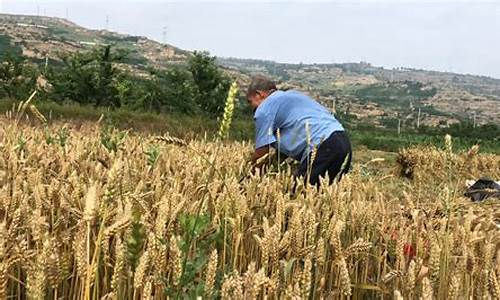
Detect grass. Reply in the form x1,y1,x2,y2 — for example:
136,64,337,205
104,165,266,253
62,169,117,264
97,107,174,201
349,129,500,154
0,98,254,140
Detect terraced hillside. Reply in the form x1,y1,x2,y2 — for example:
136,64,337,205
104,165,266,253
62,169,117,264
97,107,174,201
218,58,500,127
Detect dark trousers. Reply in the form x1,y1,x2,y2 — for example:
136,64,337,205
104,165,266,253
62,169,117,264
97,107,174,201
294,131,352,186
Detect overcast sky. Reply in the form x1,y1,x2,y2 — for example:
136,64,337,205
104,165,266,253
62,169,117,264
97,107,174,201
2,0,500,78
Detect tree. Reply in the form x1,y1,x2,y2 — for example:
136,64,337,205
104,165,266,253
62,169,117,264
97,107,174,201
155,67,199,114
0,53,38,100
42,47,234,116
46,46,125,108
188,51,231,115
134,67,199,114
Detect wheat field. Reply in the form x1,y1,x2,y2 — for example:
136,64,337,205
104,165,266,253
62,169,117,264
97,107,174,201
0,115,499,300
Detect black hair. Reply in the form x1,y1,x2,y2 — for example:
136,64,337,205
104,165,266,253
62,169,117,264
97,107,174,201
247,75,277,97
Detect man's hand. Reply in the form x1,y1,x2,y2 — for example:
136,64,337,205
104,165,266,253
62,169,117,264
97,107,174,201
239,146,271,182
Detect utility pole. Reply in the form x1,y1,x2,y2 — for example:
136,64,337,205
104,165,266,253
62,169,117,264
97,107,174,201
162,26,167,44
398,119,401,135
105,15,109,30
473,112,476,128
417,107,421,129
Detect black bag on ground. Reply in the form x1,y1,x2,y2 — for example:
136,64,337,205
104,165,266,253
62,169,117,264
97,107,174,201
464,178,500,202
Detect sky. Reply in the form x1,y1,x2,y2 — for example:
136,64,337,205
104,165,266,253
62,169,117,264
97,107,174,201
1,0,500,79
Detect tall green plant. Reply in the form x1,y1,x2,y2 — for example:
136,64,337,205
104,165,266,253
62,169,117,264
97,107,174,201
218,82,238,139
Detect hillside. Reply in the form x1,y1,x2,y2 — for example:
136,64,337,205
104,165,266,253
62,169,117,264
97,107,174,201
1,13,499,128
0,13,189,74
218,58,500,127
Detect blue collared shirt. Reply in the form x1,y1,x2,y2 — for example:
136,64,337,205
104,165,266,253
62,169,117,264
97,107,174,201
254,90,344,161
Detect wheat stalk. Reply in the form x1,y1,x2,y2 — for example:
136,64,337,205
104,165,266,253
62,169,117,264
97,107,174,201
218,81,239,140
154,135,188,146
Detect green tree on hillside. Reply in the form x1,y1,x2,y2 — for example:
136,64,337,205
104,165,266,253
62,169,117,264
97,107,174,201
44,48,232,115
154,67,199,114
46,46,125,108
188,51,231,115
1,45,235,116
0,54,38,99
135,67,199,114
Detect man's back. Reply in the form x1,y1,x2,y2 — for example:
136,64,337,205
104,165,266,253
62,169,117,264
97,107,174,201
254,90,344,161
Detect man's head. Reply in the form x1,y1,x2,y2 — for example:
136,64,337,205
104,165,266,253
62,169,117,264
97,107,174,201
247,75,277,110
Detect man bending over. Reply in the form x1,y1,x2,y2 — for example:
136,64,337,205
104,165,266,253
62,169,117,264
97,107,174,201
247,75,352,186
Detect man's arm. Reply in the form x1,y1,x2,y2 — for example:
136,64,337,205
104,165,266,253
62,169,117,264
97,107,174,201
251,146,271,169
252,107,276,170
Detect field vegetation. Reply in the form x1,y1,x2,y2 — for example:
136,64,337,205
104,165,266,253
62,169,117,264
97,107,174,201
0,102,499,299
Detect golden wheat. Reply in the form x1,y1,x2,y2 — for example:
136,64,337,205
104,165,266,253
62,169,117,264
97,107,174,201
0,117,498,299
